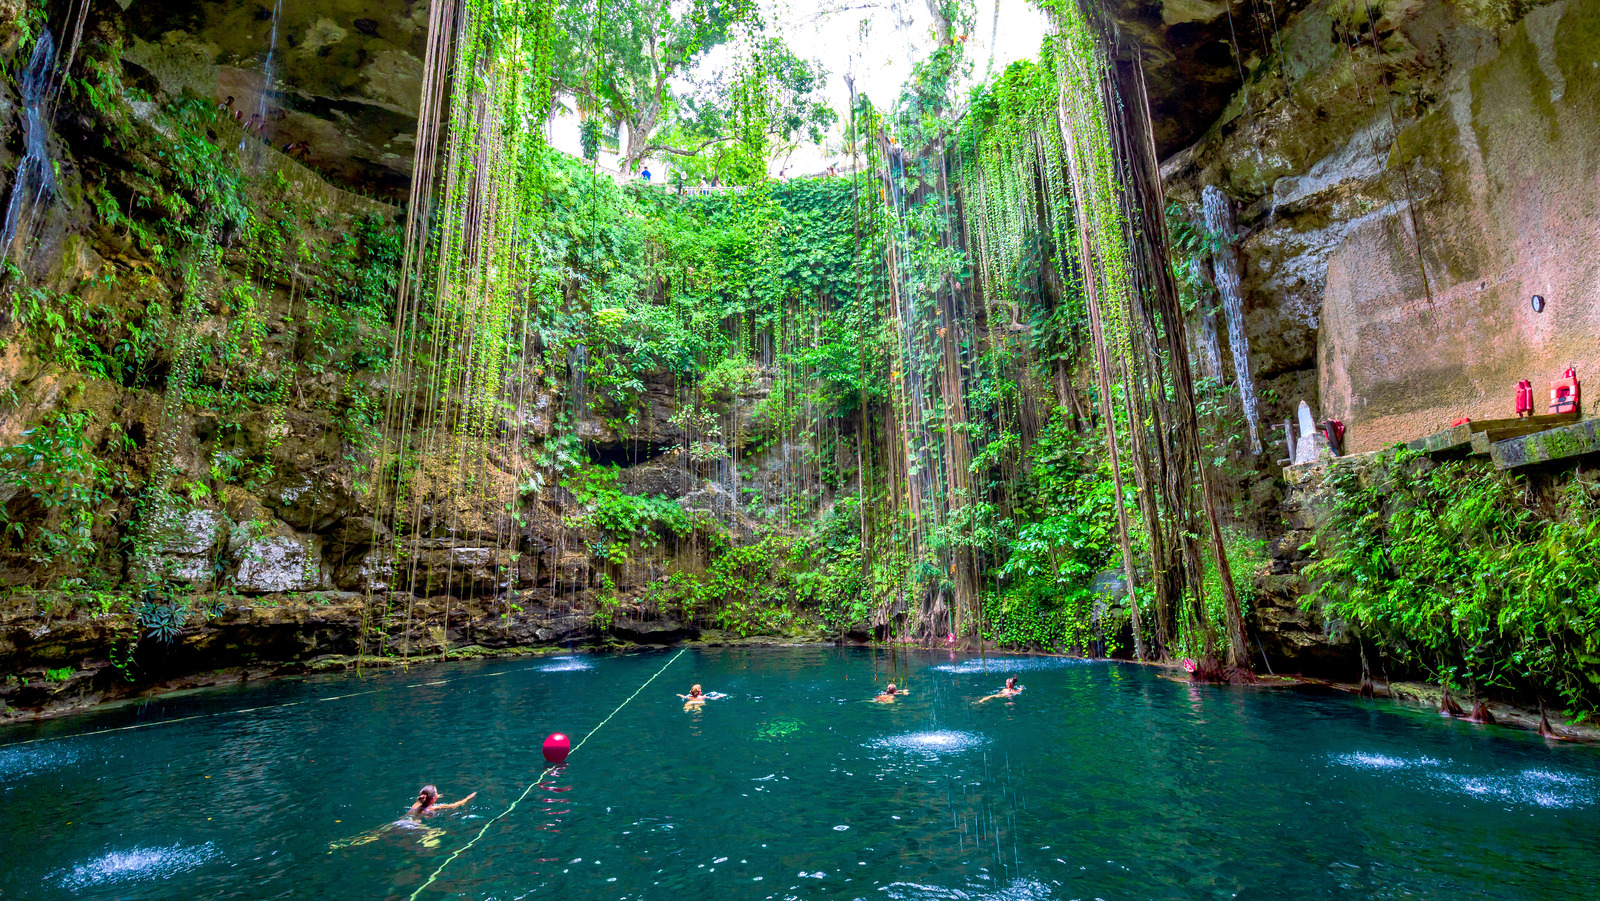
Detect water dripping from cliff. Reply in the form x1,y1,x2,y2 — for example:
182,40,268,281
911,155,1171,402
2,29,58,255
1202,185,1261,455
243,0,284,152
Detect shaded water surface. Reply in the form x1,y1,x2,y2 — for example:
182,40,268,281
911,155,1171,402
3,648,1597,898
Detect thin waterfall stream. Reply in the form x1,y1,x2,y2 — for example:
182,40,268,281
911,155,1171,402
2,29,57,253
1202,184,1261,455
243,0,284,151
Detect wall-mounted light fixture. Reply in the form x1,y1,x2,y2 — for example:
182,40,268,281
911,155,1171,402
1531,294,1546,313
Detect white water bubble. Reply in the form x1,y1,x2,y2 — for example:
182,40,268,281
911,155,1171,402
0,744,82,779
539,656,592,672
882,877,1060,899
1332,753,1598,809
833,825,849,831
1433,768,1598,809
869,730,989,754
54,842,221,891
1329,752,1440,770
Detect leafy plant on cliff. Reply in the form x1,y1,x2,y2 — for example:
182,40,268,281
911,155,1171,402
0,412,128,583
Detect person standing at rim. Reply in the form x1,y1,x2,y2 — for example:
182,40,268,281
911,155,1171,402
407,784,476,818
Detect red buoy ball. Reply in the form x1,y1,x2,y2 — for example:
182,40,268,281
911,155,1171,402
542,732,571,764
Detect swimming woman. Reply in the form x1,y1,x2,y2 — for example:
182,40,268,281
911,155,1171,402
679,684,707,708
407,784,477,818
874,683,909,703
977,676,1022,704
331,784,473,850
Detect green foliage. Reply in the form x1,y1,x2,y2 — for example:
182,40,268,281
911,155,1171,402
0,413,129,582
592,573,624,630
137,594,187,643
564,464,696,561
983,416,1124,652
1308,450,1600,711
43,666,74,683
552,0,830,173
1185,528,1268,661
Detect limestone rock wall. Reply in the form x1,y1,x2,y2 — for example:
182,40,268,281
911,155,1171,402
1165,0,1599,456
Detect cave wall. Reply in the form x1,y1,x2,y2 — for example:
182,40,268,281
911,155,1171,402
1164,0,1598,456
1157,0,1600,671
114,0,428,199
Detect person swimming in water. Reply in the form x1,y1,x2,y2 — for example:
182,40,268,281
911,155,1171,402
331,784,474,850
977,676,1022,704
679,684,707,707
407,784,477,818
874,683,909,703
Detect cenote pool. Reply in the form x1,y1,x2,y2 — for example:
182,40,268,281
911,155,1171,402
3,647,1598,899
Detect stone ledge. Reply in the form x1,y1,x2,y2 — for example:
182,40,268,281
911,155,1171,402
1490,418,1600,469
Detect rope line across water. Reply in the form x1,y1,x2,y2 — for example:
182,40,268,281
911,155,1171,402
407,647,687,900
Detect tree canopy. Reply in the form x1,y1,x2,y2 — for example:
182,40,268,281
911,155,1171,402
553,0,835,177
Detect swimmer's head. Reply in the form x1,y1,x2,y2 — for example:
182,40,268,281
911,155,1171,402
690,684,702,697
885,683,897,695
1005,677,1017,689
417,785,439,808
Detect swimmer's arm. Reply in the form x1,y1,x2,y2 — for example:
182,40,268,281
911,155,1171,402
435,792,477,810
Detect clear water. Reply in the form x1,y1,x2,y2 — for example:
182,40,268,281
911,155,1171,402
3,648,1598,899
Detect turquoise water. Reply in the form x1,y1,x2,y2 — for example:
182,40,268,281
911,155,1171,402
3,647,1598,899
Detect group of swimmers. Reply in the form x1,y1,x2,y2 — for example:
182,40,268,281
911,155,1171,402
682,675,1021,707
398,674,1023,824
